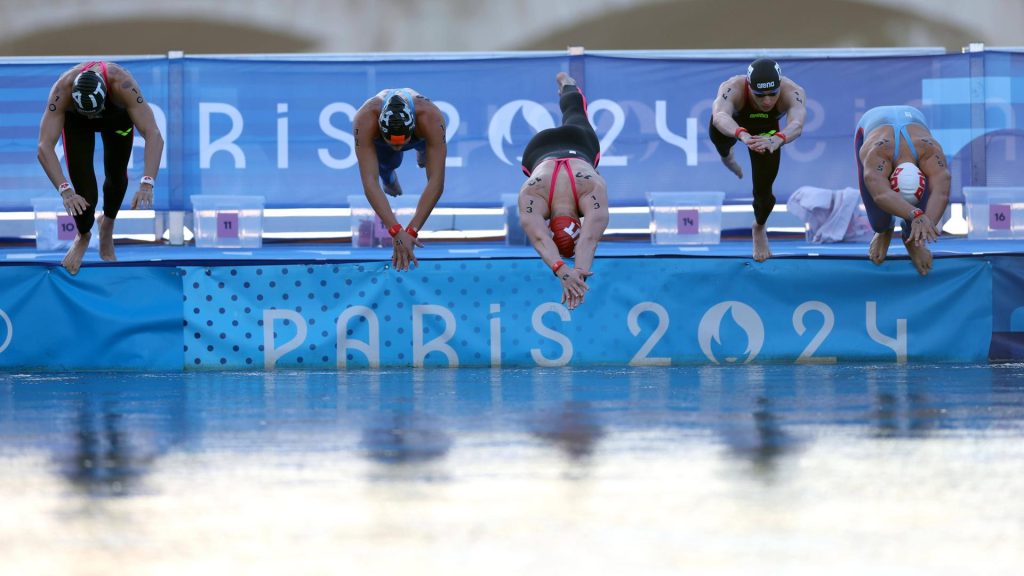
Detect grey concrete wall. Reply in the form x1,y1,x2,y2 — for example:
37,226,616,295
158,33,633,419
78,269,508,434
1,0,1021,56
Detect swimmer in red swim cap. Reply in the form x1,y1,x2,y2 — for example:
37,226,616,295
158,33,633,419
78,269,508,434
516,72,609,311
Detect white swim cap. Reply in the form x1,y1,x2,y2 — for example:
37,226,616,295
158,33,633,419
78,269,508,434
889,162,925,205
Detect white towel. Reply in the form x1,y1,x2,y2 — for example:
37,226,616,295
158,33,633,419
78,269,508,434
787,186,872,243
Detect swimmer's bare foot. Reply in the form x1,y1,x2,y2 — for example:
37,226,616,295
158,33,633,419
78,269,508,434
416,148,427,169
556,72,577,91
721,151,743,179
98,214,116,262
904,237,934,276
752,222,772,262
62,232,91,275
868,229,893,266
382,172,403,197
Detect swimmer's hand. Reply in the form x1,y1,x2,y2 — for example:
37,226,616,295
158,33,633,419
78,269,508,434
391,230,423,271
559,267,592,311
60,187,90,217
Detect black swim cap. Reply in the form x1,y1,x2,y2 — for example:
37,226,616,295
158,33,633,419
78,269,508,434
747,58,781,94
378,91,416,145
72,70,106,115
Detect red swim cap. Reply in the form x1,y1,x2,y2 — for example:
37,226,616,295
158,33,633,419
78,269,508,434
550,215,581,258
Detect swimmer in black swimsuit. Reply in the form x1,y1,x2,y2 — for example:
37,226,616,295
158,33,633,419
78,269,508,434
710,58,807,262
38,61,164,275
517,72,609,311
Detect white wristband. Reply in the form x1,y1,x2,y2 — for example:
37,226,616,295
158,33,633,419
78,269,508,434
140,176,155,187
58,182,72,194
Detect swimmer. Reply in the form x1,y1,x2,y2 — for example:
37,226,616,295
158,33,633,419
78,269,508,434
709,58,807,262
37,61,164,275
856,105,951,276
352,88,448,272
517,72,609,311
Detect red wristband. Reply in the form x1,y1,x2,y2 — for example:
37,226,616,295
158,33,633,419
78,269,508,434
551,260,565,276
405,225,418,238
910,208,924,221
775,132,787,142
388,223,403,237
734,127,749,139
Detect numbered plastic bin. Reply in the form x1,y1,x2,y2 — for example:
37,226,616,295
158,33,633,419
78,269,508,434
32,197,79,250
190,195,265,248
348,194,420,248
963,187,1024,240
646,191,725,245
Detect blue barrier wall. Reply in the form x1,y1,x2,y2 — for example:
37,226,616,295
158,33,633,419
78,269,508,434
0,266,183,371
0,257,1000,370
991,256,1024,360
1,50,1022,211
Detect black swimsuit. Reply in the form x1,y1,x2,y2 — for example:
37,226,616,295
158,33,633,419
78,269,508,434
521,85,601,176
62,61,135,234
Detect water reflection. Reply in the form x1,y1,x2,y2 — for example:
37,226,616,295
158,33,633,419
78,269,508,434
748,395,793,471
531,401,605,460
862,365,1005,437
1,364,1023,491
693,366,799,481
360,411,452,465
2,365,1023,574
4,375,188,498
522,368,607,463
355,370,453,467
871,389,944,438
61,399,154,497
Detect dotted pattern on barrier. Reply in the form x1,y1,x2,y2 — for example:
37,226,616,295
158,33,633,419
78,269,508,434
181,260,620,369
180,257,997,368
